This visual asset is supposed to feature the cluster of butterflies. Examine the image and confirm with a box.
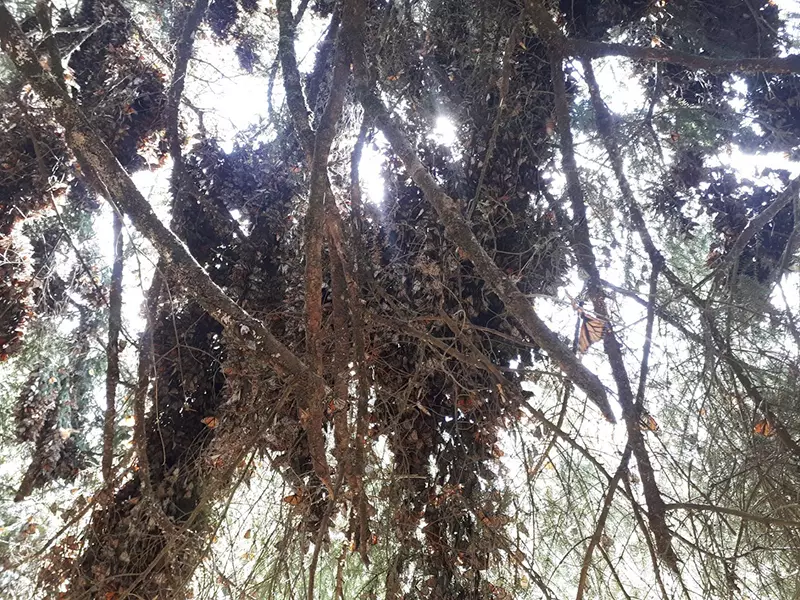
[753,419,775,437]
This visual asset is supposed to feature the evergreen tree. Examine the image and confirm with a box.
[0,0,799,598]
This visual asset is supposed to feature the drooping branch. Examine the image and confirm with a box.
[127,274,181,537]
[276,0,365,490]
[348,31,615,421]
[0,0,322,391]
[101,211,124,483]
[298,0,357,488]
[543,24,678,568]
[568,39,800,75]
[342,121,373,564]
[524,0,800,75]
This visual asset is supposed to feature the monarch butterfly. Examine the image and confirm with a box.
[326,396,349,416]
[201,416,218,429]
[282,491,305,505]
[578,315,608,354]
[753,419,775,437]
[639,413,659,432]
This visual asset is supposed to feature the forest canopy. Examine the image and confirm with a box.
[1,0,800,598]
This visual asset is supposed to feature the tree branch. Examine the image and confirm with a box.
[524,0,800,75]
[466,17,521,220]
[715,176,800,276]
[102,211,124,483]
[568,39,800,75]
[165,0,208,168]
[276,0,366,490]
[0,0,323,394]
[349,38,615,421]
[542,18,677,568]
[276,0,315,154]
[575,445,632,600]
[635,261,661,407]
[580,55,800,462]
[665,502,800,529]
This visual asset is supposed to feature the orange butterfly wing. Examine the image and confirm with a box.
[639,413,659,432]
[283,492,304,505]
[578,316,607,353]
[754,419,774,437]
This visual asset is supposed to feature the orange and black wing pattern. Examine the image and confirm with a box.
[578,315,608,353]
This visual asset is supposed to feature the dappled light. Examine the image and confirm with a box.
[1,0,800,599]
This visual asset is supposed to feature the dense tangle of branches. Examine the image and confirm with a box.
[1,0,800,598]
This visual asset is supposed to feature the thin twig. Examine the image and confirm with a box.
[575,444,632,600]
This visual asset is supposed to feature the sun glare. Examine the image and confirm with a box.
[430,115,457,146]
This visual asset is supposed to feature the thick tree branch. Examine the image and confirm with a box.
[329,246,351,462]
[101,211,124,483]
[0,0,322,392]
[276,0,365,490]
[276,0,315,154]
[166,0,209,167]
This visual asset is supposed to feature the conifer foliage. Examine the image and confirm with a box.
[1,0,800,598]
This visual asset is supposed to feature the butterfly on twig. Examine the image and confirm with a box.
[571,300,610,354]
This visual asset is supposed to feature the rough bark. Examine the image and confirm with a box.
[276,0,315,153]
[330,247,351,462]
[165,0,209,166]
[276,0,365,490]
